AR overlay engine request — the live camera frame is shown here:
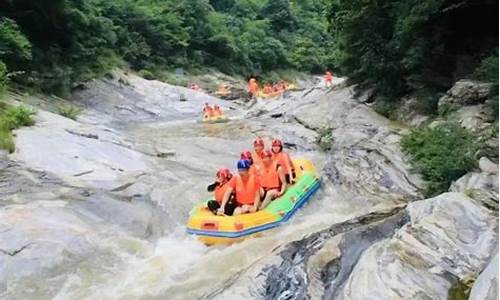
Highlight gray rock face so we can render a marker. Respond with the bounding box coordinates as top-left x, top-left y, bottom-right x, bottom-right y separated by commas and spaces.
394, 96, 430, 126
479, 157, 498, 174
73, 72, 235, 126
338, 193, 498, 300
450, 171, 499, 211
469, 253, 498, 300
212, 193, 498, 300
438, 79, 493, 110
11, 110, 152, 191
